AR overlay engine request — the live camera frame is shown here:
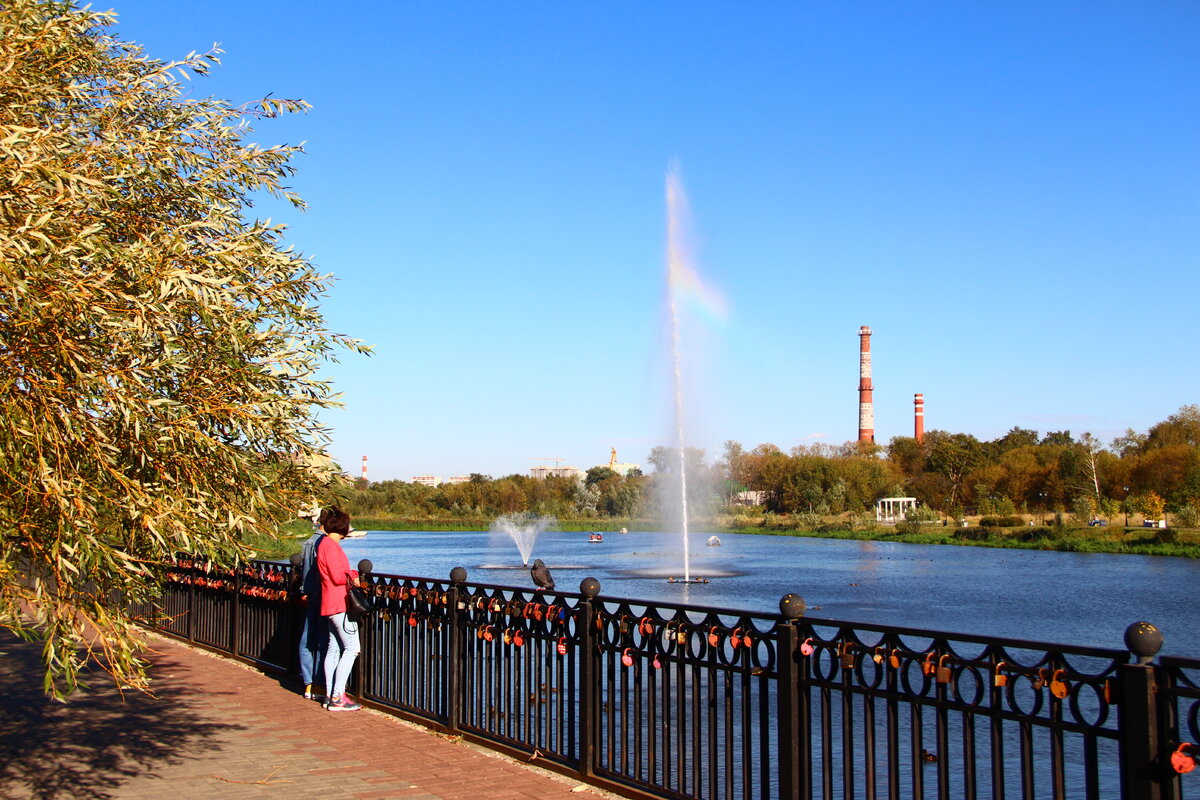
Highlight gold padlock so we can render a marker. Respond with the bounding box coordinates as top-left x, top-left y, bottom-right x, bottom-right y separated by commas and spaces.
889, 650, 901, 669
677, 628, 688, 645
1049, 669, 1069, 699
840, 643, 855, 669
936, 654, 952, 684
993, 661, 1008, 687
